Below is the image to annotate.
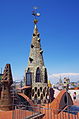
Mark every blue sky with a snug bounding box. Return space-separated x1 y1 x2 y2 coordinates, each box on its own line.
0 0 79 82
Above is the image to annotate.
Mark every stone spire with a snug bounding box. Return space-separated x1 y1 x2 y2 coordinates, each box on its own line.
24 10 49 104
28 21 44 68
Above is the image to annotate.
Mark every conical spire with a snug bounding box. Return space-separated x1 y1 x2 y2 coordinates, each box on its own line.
2 64 13 85
28 21 44 67
0 64 13 111
25 10 49 104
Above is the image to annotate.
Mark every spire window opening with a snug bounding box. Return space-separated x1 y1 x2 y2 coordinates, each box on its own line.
44 68 48 83
33 33 36 36
31 44 34 48
26 68 32 86
38 89 40 97
43 89 45 96
35 87 37 91
29 57 33 63
36 68 41 82
40 87 42 92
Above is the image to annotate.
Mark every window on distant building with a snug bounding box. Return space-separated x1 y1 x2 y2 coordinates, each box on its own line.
36 68 41 82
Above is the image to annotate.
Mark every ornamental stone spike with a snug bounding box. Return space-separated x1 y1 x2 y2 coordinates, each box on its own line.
0 64 13 111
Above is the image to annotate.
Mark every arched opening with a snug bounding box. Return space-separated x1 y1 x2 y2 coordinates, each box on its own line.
38 89 40 97
29 57 33 63
44 68 48 83
40 87 42 92
33 33 36 36
64 95 67 104
35 87 37 92
43 89 45 96
26 68 32 86
31 44 34 48
36 68 41 82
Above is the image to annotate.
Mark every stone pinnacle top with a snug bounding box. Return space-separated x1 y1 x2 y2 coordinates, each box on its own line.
1 64 13 86
27 10 44 67
25 11 48 104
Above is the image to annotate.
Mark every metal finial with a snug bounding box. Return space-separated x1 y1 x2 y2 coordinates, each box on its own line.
32 7 40 24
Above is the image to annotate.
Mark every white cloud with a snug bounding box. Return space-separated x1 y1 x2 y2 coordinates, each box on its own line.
49 73 79 78
48 73 79 84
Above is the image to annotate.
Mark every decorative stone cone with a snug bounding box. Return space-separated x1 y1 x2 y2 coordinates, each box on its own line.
0 64 13 111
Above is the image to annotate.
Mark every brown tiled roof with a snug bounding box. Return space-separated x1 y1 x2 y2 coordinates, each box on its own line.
0 109 35 119
40 103 79 119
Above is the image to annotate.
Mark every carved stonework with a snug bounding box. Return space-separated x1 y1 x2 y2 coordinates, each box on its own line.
0 64 13 111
